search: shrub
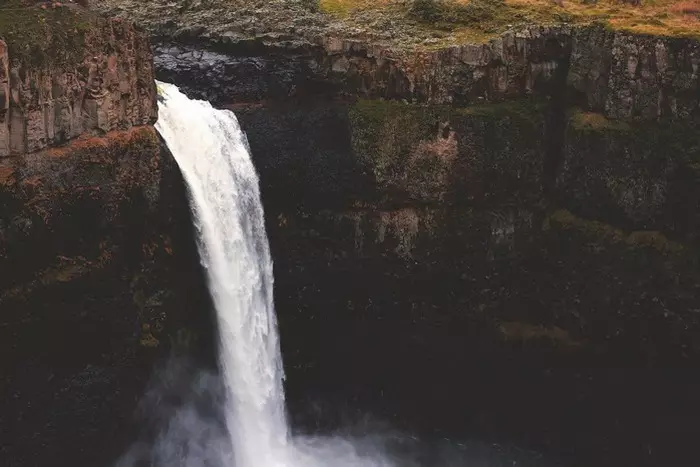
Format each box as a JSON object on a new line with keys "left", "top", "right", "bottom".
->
{"left": 300, "top": 0, "right": 321, "bottom": 11}
{"left": 410, "top": 0, "right": 509, "bottom": 27}
{"left": 410, "top": 0, "right": 441, "bottom": 21}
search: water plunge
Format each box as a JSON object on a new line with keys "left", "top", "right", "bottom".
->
{"left": 153, "top": 82, "right": 393, "bottom": 467}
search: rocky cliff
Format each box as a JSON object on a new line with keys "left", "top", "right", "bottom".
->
{"left": 2, "top": 1, "right": 700, "bottom": 466}
{"left": 0, "top": 5, "right": 161, "bottom": 288}
{"left": 569, "top": 26, "right": 700, "bottom": 120}
{"left": 87, "top": 2, "right": 700, "bottom": 464}
{"left": 0, "top": 6, "right": 211, "bottom": 466}
{"left": 94, "top": 0, "right": 700, "bottom": 119}
{"left": 0, "top": 15, "right": 156, "bottom": 156}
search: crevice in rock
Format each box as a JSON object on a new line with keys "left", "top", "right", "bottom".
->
{"left": 542, "top": 39, "right": 572, "bottom": 200}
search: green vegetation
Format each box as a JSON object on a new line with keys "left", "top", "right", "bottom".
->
{"left": 569, "top": 109, "right": 631, "bottom": 133}
{"left": 456, "top": 98, "right": 547, "bottom": 125}
{"left": 348, "top": 97, "right": 545, "bottom": 202}
{"left": 348, "top": 99, "right": 442, "bottom": 187}
{"left": 319, "top": 0, "right": 366, "bottom": 15}
{"left": 568, "top": 110, "right": 700, "bottom": 167}
{"left": 409, "top": 0, "right": 442, "bottom": 21}
{"left": 498, "top": 321, "right": 584, "bottom": 348}
{"left": 0, "top": 1, "right": 95, "bottom": 67}
{"left": 547, "top": 209, "right": 688, "bottom": 256}
{"left": 410, "top": 0, "right": 515, "bottom": 30}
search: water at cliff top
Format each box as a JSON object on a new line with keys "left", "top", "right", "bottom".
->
{"left": 151, "top": 81, "right": 393, "bottom": 467}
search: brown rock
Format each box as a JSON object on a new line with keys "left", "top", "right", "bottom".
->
{"left": 0, "top": 17, "right": 157, "bottom": 156}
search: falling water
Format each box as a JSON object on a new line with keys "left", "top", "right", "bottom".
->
{"left": 126, "top": 81, "right": 555, "bottom": 467}
{"left": 154, "top": 82, "right": 396, "bottom": 467}
{"left": 155, "top": 82, "right": 289, "bottom": 467}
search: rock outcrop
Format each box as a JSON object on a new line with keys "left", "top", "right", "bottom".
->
{"left": 569, "top": 26, "right": 700, "bottom": 120}
{"left": 151, "top": 25, "right": 573, "bottom": 106}
{"left": 0, "top": 18, "right": 156, "bottom": 157}
{"left": 0, "top": 8, "right": 211, "bottom": 467}
{"left": 557, "top": 111, "right": 700, "bottom": 239}
{"left": 0, "top": 8, "right": 159, "bottom": 287}
{"left": 93, "top": 1, "right": 699, "bottom": 120}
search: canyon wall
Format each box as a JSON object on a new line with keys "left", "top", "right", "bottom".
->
{"left": 2, "top": 2, "right": 699, "bottom": 465}
{"left": 0, "top": 11, "right": 212, "bottom": 467}
{"left": 243, "top": 99, "right": 700, "bottom": 467}
{"left": 145, "top": 21, "right": 700, "bottom": 465}
{"left": 0, "top": 12, "right": 158, "bottom": 284}
{"left": 152, "top": 23, "right": 699, "bottom": 120}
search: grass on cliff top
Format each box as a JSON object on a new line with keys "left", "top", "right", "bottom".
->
{"left": 536, "top": 0, "right": 700, "bottom": 38}
{"left": 319, "top": 0, "right": 390, "bottom": 16}
{"left": 319, "top": 0, "right": 700, "bottom": 48}
{"left": 0, "top": 1, "right": 95, "bottom": 66}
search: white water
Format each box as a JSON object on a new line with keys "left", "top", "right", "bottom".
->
{"left": 156, "top": 82, "right": 289, "bottom": 467}
{"left": 154, "top": 82, "right": 395, "bottom": 467}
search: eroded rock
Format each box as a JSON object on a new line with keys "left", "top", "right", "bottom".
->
{"left": 0, "top": 18, "right": 157, "bottom": 155}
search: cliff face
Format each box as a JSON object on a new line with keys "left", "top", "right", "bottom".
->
{"left": 108, "top": 0, "right": 699, "bottom": 122}
{"left": 0, "top": 18, "right": 156, "bottom": 156}
{"left": 2, "top": 2, "right": 700, "bottom": 466}
{"left": 152, "top": 25, "right": 573, "bottom": 106}
{"left": 0, "top": 10, "right": 159, "bottom": 288}
{"left": 0, "top": 9, "right": 211, "bottom": 467}
{"left": 126, "top": 14, "right": 700, "bottom": 464}
{"left": 569, "top": 28, "right": 700, "bottom": 120}
{"left": 244, "top": 96, "right": 700, "bottom": 467}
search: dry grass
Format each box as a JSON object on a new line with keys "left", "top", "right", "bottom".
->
{"left": 509, "top": 0, "right": 700, "bottom": 38}
{"left": 320, "top": 0, "right": 390, "bottom": 16}
{"left": 569, "top": 110, "right": 631, "bottom": 132}
{"left": 318, "top": 0, "right": 700, "bottom": 42}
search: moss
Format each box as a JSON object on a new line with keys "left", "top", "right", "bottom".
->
{"left": 498, "top": 321, "right": 584, "bottom": 348}
{"left": 348, "top": 97, "right": 545, "bottom": 202}
{"left": 0, "top": 1, "right": 95, "bottom": 67}
{"left": 351, "top": 97, "right": 544, "bottom": 133}
{"left": 569, "top": 109, "right": 631, "bottom": 133}
{"left": 547, "top": 209, "right": 688, "bottom": 256}
{"left": 548, "top": 208, "right": 626, "bottom": 243}
{"left": 320, "top": 0, "right": 372, "bottom": 16}
{"left": 626, "top": 231, "right": 684, "bottom": 254}
{"left": 139, "top": 323, "right": 160, "bottom": 348}
{"left": 349, "top": 99, "right": 444, "bottom": 186}
{"left": 568, "top": 111, "right": 700, "bottom": 166}
{"left": 410, "top": 0, "right": 525, "bottom": 31}
{"left": 456, "top": 98, "right": 547, "bottom": 125}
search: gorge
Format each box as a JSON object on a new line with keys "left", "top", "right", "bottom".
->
{"left": 2, "top": 1, "right": 700, "bottom": 466}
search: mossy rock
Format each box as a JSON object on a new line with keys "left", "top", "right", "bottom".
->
{"left": 559, "top": 111, "right": 700, "bottom": 240}
{"left": 348, "top": 97, "right": 547, "bottom": 205}
{"left": 546, "top": 208, "right": 692, "bottom": 259}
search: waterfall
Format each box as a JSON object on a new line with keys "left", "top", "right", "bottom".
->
{"left": 153, "top": 82, "right": 395, "bottom": 467}
{"left": 155, "top": 82, "right": 289, "bottom": 467}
